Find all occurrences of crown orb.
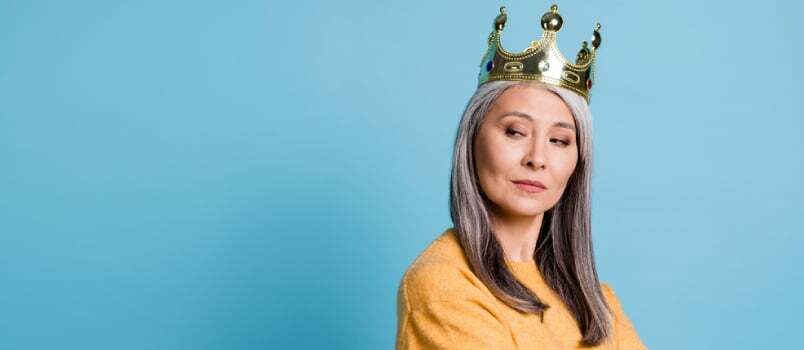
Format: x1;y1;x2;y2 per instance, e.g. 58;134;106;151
586;79;593;90
495;6;507;30
485;60;494;72
541;10;563;31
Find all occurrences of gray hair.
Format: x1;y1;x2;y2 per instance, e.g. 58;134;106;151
448;80;612;346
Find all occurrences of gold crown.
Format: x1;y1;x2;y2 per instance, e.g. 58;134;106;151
477;4;602;103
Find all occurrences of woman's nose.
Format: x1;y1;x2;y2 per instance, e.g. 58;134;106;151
524;137;547;169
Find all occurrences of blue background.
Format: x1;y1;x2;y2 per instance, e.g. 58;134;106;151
1;0;802;348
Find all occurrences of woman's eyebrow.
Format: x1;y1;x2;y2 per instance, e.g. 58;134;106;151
497;111;576;132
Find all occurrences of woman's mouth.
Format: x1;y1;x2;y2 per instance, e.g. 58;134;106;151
512;180;547;193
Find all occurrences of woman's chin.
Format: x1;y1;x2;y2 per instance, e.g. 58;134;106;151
503;203;547;218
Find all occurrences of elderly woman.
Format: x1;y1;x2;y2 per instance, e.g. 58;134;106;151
396;5;648;350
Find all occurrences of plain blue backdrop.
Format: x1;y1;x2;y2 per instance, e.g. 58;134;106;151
1;0;802;348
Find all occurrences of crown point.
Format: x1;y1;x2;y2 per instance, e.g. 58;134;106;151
591;25;602;49
576;41;591;64
494;7;508;31
541;5;563;31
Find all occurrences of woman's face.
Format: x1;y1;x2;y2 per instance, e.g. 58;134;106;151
473;84;579;219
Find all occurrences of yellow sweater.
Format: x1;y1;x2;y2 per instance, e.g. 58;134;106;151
396;228;648;350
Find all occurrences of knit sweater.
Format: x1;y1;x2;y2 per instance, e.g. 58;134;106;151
396;228;648;349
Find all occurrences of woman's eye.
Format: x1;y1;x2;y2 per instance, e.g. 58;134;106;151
505;128;524;137
551;138;570;146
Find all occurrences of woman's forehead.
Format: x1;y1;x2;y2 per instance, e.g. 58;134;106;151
490;91;575;127
493;86;572;120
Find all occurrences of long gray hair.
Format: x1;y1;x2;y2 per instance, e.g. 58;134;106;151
448;80;612;346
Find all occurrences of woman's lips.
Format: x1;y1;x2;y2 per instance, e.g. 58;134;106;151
512;181;546;193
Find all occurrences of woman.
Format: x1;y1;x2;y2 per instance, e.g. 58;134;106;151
396;5;648;350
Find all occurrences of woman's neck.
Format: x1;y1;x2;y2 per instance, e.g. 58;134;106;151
489;209;544;262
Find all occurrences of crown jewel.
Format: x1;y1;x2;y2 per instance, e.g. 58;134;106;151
477;4;602;103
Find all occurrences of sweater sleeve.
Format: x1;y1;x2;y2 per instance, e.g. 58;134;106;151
601;283;649;350
397;298;518;350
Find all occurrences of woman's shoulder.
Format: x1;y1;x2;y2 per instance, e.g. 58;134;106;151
599;281;631;322
397;227;491;310
598;282;649;348
599;282;622;310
